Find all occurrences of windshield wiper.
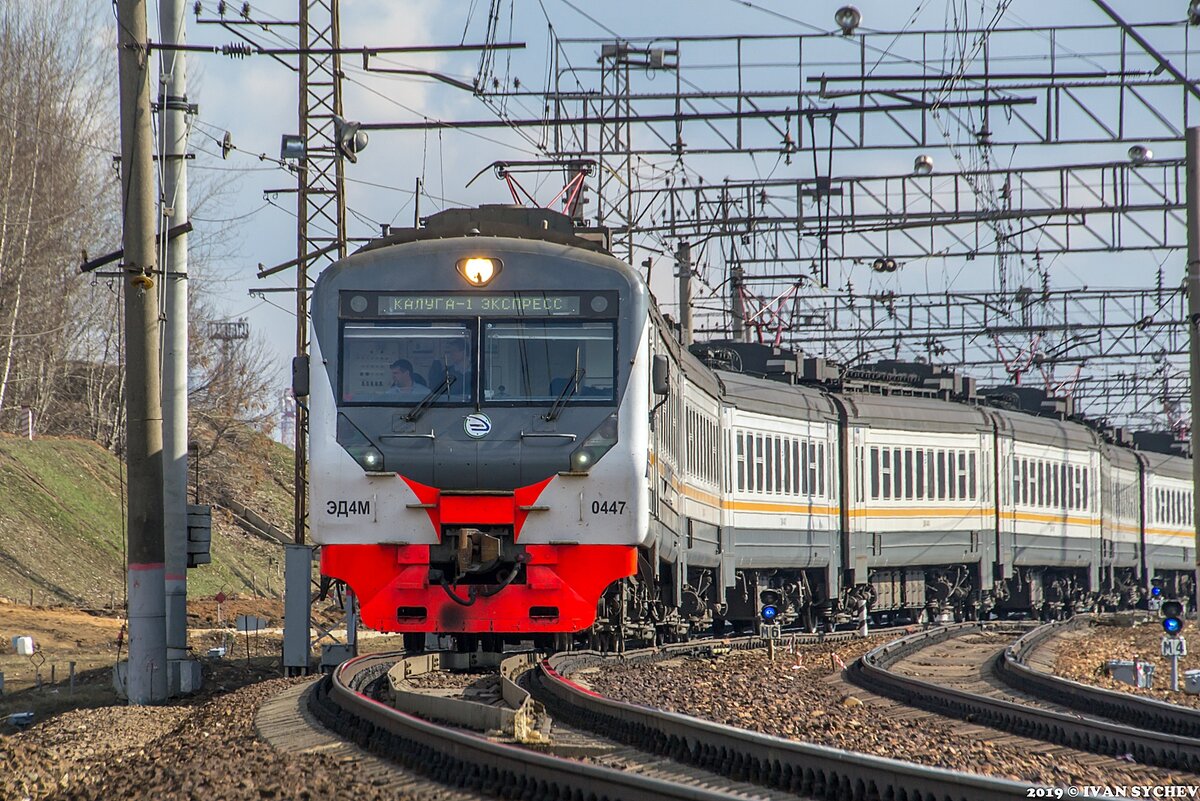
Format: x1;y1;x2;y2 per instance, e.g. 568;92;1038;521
405;374;455;422
543;367;584;421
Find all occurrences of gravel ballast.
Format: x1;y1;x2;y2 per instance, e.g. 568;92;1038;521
1053;619;1200;709
584;636;1192;787
1;678;420;801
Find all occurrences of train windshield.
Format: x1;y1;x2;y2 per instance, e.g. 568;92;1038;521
340;322;473;405
482;321;615;403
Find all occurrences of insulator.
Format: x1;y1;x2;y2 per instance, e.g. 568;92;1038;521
221;42;253;58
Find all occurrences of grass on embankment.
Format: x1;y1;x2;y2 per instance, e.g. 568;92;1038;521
0;434;293;606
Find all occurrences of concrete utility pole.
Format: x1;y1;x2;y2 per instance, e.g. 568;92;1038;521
730;262;746;343
116;0;167;704
159;0;191;695
676;241;692;346
1187;127;1200;593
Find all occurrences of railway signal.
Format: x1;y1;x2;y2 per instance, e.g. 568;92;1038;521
1162;600;1185;635
1161;600;1187;691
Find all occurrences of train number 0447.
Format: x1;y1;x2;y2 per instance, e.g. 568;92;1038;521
591;500;627;515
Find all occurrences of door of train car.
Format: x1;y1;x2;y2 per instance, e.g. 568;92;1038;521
990;413;1016;579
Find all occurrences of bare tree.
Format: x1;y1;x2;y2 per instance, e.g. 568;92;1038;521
0;2;119;440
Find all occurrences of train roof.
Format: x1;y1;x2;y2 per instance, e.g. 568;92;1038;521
358;205;610;255
715;369;838;421
1141;449;1193;481
836;392;992;434
1104;441;1143;472
988;406;1099;451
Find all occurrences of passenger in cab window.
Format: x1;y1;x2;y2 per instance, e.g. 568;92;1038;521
429;339;472;395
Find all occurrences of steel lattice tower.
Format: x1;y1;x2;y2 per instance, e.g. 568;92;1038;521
295;0;346;545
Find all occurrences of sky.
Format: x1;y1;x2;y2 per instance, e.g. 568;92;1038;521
125;0;1200;432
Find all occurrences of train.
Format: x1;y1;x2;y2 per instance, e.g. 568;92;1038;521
304;204;1196;648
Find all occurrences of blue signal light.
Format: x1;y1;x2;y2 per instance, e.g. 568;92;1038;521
1151;586;1162;597
1164;616;1183;635
761;604;779;621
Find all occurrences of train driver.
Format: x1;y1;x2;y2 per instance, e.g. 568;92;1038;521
388;358;428;400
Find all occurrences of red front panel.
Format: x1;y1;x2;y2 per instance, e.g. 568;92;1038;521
320;473;636;633
321;542;637;633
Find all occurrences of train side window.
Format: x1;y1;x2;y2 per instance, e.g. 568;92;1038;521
926;450;936;499
958;451;968;500
736;432;746;492
946;451;957;501
754;435;765;493
780;437;789;495
816;441;825;496
1051;464;1059;509
794;440;802;496
870;446;879;500
915;449;925;500
777;436;785;494
903;449;914;500
1082;468;1089;512
773;437;783;494
968;452;976;501
891;448;901;500
767;436;776;494
880;447;892;500
1035;461;1044;507
936;450;946;500
818;443;826;497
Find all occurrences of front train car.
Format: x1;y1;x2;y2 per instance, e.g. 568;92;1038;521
307;207;651;639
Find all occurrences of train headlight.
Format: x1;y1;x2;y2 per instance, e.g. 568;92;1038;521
567;414;619;473
457;257;501;287
357;446;385;472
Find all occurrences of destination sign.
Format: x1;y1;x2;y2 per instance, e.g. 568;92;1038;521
377;293;582;317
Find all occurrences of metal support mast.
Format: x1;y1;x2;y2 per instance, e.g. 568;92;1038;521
285;0;348;675
598;44;635;263
1186;127;1200;587
159;0;192;696
116;0;166;704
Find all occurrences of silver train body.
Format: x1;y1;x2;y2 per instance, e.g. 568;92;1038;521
306;206;1195;641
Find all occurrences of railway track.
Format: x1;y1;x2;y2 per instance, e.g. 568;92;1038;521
847;620;1200;773
283;629;1032;801
996;615;1200;739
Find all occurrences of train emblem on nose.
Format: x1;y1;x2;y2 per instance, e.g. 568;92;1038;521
464;413;492;439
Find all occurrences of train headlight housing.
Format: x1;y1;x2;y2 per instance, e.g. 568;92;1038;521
567;413;619;473
337;413;386;473
457;257;501;287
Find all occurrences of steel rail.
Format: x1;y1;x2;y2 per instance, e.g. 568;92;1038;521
848;622;1200;772
997;616;1200;740
538;640;1031;801
310;651;749;801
